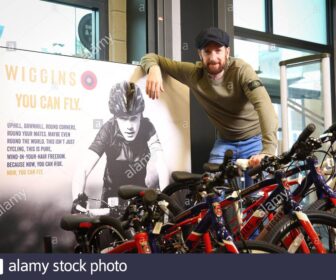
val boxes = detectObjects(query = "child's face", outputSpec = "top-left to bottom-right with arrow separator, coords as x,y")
116,113 -> 141,141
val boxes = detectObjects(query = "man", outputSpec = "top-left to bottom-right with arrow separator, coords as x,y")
72,81 -> 169,215
140,27 -> 278,186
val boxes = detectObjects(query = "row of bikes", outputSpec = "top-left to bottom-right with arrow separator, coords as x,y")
61,123 -> 336,253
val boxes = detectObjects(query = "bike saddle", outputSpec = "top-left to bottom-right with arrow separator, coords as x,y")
118,185 -> 148,200
171,171 -> 202,183
60,214 -> 101,231
118,185 -> 160,206
203,163 -> 222,173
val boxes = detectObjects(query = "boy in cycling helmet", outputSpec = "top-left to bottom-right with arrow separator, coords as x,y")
71,81 -> 169,215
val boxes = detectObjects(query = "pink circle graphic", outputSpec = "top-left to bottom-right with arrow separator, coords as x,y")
81,71 -> 97,90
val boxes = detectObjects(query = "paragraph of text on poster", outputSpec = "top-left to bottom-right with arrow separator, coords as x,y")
6,122 -> 75,176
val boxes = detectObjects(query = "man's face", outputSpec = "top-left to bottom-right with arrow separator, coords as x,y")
199,42 -> 230,75
116,113 -> 141,141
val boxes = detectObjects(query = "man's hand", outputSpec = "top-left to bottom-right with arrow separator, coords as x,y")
248,154 -> 268,168
71,193 -> 88,214
146,65 -> 165,99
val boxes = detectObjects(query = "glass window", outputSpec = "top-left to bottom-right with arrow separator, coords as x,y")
233,0 -> 266,32
273,0 -> 327,44
0,0 -> 97,58
234,38 -> 315,99
234,38 -> 321,153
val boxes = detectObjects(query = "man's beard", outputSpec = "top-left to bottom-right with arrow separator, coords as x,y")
205,62 -> 225,75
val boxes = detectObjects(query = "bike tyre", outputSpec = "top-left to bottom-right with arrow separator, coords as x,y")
89,217 -> 127,253
217,240 -> 286,253
157,192 -> 184,216
162,181 -> 201,210
263,210 -> 336,253
306,198 -> 336,213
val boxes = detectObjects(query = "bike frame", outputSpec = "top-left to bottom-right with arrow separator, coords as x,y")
102,231 -> 152,254
163,164 -> 333,253
230,156 -> 336,241
78,156 -> 336,254
163,193 -> 241,253
291,156 -> 336,204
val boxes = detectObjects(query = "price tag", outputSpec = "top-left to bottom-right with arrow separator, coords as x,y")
153,222 -> 163,234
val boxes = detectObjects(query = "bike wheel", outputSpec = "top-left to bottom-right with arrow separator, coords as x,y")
157,192 -> 184,216
217,240 -> 286,253
306,198 -> 336,214
162,181 -> 201,210
263,210 -> 336,253
89,218 -> 127,253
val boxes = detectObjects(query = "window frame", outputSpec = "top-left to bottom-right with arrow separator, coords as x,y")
271,0 -> 329,45
42,0 -> 109,60
226,0 -> 335,121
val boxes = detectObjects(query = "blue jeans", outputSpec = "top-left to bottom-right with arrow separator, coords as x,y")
208,135 -> 262,188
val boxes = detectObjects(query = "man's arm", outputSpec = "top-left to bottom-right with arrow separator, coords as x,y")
240,63 -> 278,166
140,53 -> 196,99
72,149 -> 101,200
146,65 -> 165,99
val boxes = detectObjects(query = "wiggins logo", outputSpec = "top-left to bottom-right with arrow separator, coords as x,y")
4,64 -> 76,86
81,70 -> 97,90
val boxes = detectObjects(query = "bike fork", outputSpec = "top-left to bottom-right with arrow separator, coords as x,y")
134,232 -> 152,254
212,202 -> 239,254
293,211 -> 326,254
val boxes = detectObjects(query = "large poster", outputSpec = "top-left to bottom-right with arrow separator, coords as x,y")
0,47 -> 190,252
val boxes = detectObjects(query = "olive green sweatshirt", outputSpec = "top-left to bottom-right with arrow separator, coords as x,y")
140,54 -> 278,155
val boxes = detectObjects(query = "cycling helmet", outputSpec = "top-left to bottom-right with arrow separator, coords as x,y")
109,81 -> 145,117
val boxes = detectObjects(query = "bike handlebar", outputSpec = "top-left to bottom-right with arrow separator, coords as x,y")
248,123 -> 316,177
203,159 -> 248,177
74,204 -> 111,216
222,149 -> 234,169
87,208 -> 111,216
324,122 -> 336,134
285,123 -> 316,160
295,123 -> 316,144
247,164 -> 265,177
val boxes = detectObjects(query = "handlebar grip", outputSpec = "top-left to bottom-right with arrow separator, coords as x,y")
324,122 -> 336,134
247,164 -> 264,177
222,149 -> 234,168
203,149 -> 234,172
143,189 -> 158,205
288,123 -> 316,156
296,123 -> 316,143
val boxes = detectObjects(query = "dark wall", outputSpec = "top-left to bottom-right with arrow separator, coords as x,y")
127,0 -> 147,64
181,0 -> 217,173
